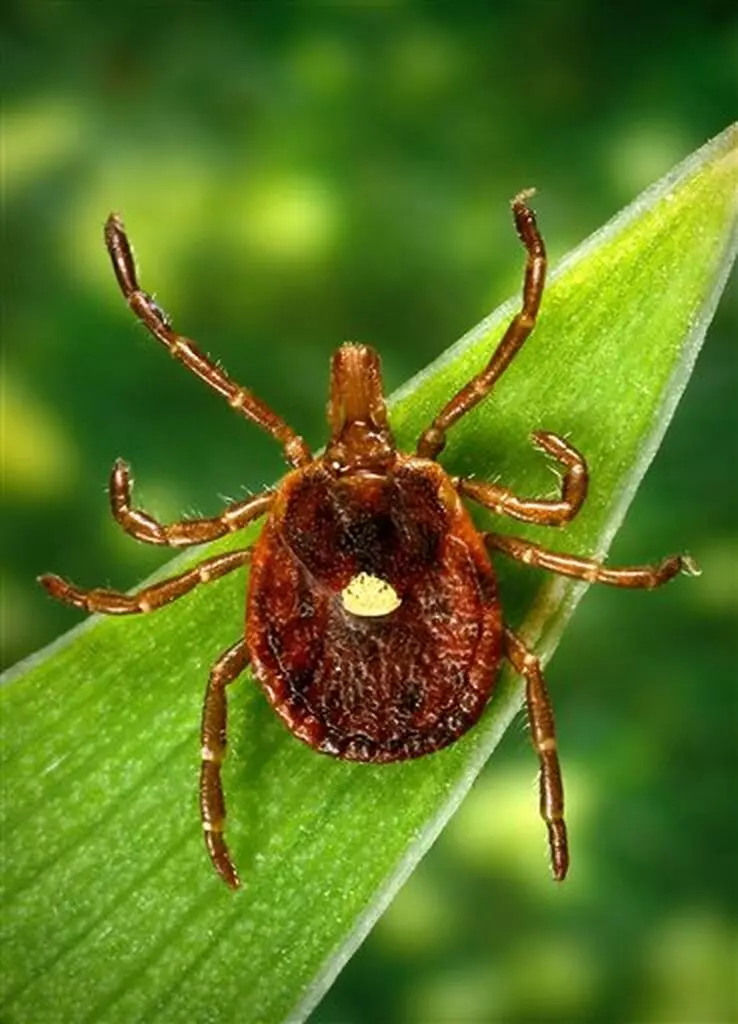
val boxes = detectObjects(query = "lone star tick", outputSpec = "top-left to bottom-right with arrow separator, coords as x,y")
40,192 -> 698,889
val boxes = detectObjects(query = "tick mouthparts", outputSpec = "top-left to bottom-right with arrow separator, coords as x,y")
328,343 -> 389,436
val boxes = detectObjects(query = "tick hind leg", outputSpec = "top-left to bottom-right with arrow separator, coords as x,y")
417,191 -> 546,459
200,638 -> 250,889
505,628 -> 568,880
104,214 -> 310,468
486,533 -> 699,588
109,459 -> 273,547
39,549 -> 249,615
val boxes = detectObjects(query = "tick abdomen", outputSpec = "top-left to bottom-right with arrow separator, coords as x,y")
247,461 -> 503,761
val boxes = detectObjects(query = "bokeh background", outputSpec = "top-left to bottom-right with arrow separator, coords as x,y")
3,4 -> 736,1022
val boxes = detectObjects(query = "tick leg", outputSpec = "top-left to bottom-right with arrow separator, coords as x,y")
39,549 -> 249,615
109,459 -> 273,547
457,431 -> 588,526
485,533 -> 699,588
417,191 -> 546,459
504,628 -> 568,881
200,638 -> 250,889
104,214 -> 311,468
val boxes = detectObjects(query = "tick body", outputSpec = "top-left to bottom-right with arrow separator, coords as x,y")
40,193 -> 697,889
249,450 -> 503,763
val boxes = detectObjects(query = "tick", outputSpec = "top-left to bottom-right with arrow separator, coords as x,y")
40,192 -> 697,889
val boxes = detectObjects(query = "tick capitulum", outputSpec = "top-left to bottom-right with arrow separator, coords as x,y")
40,193 -> 698,889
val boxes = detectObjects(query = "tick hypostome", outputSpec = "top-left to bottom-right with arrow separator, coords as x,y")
40,193 -> 698,889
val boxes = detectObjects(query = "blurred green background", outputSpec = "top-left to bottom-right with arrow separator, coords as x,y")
2,4 -> 736,1023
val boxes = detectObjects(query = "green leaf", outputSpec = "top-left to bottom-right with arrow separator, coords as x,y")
2,125 -> 736,1024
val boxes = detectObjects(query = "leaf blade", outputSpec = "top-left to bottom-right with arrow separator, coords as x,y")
1,124 -> 736,1024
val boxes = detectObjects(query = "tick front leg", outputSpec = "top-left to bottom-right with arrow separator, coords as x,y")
504,627 -> 568,881
458,431 -> 588,526
200,638 -> 250,889
486,533 -> 699,589
417,191 -> 546,459
110,459 -> 273,546
39,549 -> 249,615
104,214 -> 311,468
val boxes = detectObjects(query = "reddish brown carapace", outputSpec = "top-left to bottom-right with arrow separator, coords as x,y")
248,379 -> 503,763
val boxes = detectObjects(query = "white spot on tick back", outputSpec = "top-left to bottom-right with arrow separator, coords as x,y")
341,572 -> 401,617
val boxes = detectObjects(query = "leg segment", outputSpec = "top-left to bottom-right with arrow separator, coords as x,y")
39,549 -> 250,615
200,638 -> 250,889
417,191 -> 546,459
458,431 -> 588,527
485,533 -> 699,588
104,214 -> 311,468
109,459 -> 273,547
504,628 -> 568,881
